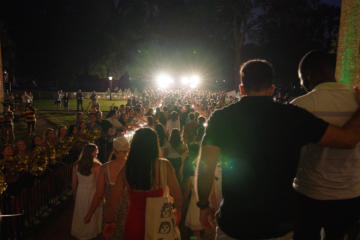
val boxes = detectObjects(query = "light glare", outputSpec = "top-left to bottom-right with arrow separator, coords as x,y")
181,77 -> 189,85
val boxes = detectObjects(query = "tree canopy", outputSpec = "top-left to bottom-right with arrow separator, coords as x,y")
0,0 -> 340,90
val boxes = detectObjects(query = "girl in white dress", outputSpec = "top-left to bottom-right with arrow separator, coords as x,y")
183,143 -> 203,240
71,144 -> 102,239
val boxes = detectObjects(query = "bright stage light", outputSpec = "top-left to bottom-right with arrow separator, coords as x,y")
191,76 -> 200,84
157,74 -> 173,88
190,84 -> 197,88
181,77 -> 189,85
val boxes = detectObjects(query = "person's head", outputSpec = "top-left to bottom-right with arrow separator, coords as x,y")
126,128 -> 160,190
10,93 -> 13,96
76,143 -> 100,176
57,125 -> 67,138
121,112 -> 128,121
169,111 -> 178,122
79,120 -> 87,130
298,50 -> 337,92
127,99 -> 131,104
186,104 -> 191,111
145,108 -> 153,116
198,116 -> 206,125
15,140 -> 27,153
31,136 -> 43,149
89,113 -> 97,123
106,110 -> 117,119
0,144 -> 14,159
169,128 -> 181,148
96,111 -> 102,121
68,125 -> 78,135
163,106 -> 168,112
78,89 -> 81,93
4,104 -> 10,111
29,92 -> 32,95
128,108 -> 134,117
111,137 -> 130,160
240,59 -> 275,96
158,111 -> 167,126
147,116 -> 154,127
76,112 -> 83,121
44,128 -> 55,142
189,113 -> 195,121
65,92 -> 68,96
120,105 -> 125,112
23,91 -> 27,95
155,124 -> 167,147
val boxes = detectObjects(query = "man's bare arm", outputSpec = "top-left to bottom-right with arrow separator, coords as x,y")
318,109 -> 360,149
318,87 -> 360,149
195,145 -> 221,205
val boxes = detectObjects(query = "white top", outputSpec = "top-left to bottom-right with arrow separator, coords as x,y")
166,119 -> 180,134
105,117 -> 123,136
164,141 -> 181,159
291,82 -> 360,200
160,140 -> 169,158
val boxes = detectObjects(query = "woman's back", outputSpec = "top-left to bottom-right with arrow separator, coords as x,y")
125,159 -> 164,239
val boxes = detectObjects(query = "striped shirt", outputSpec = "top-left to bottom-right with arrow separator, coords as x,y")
23,108 -> 37,123
3,111 -> 14,126
291,82 -> 360,200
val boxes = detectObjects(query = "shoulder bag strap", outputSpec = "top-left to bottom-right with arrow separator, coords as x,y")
160,160 -> 169,197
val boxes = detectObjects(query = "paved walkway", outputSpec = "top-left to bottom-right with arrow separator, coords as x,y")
40,200 -> 102,240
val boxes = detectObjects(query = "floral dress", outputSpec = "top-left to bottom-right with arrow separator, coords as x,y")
103,164 -> 129,240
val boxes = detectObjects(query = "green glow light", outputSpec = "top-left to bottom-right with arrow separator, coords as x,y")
138,49 -> 141,53
336,0 -> 360,87
194,51 -> 196,54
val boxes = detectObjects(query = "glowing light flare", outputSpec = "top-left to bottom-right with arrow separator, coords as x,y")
181,77 -> 189,85
190,84 -> 197,88
191,76 -> 200,84
157,74 -> 173,88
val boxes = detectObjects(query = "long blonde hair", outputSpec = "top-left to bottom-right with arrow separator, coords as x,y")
76,144 -> 100,176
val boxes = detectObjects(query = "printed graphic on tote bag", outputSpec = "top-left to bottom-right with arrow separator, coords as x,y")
158,221 -> 171,234
160,203 -> 172,218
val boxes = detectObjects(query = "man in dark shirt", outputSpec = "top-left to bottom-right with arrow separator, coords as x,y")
76,89 -> 83,112
196,59 -> 360,239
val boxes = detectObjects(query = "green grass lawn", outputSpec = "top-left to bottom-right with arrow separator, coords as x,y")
32,99 -> 127,112
39,112 -> 77,128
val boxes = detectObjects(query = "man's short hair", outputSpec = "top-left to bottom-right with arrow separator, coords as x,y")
120,104 -> 125,108
298,50 -> 336,79
189,113 -> 195,121
89,113 -> 96,117
240,59 -> 274,92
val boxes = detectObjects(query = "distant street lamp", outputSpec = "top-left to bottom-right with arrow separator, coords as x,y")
108,76 -> 113,100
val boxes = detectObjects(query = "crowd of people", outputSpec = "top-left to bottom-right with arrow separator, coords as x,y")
2,49 -> 359,240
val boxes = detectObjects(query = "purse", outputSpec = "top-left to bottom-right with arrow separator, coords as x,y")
144,160 -> 181,240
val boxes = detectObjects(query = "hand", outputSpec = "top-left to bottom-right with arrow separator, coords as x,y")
103,222 -> 115,238
84,214 -> 91,224
200,206 -> 214,231
173,208 -> 181,226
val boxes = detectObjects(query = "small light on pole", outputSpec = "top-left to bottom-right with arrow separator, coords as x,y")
108,76 -> 113,100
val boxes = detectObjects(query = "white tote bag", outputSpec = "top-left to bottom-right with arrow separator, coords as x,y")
145,160 -> 181,240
